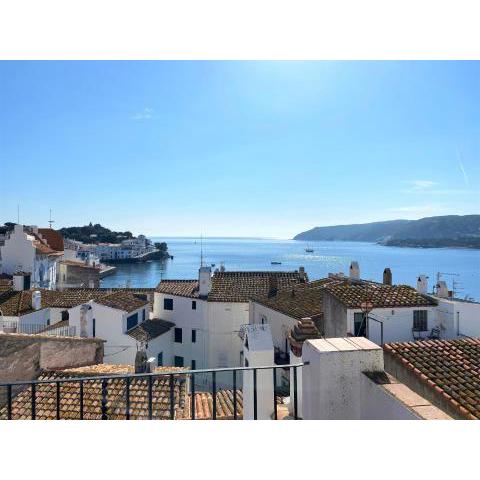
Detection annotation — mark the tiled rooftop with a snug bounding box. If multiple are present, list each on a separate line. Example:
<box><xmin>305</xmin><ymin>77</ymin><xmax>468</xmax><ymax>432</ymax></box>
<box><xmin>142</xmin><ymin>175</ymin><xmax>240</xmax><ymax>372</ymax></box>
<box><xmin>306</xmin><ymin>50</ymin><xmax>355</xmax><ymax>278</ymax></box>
<box><xmin>38</xmin><ymin>228</ymin><xmax>64</xmax><ymax>252</ymax></box>
<box><xmin>0</xmin><ymin>288</ymin><xmax>151</xmax><ymax>316</ymax></box>
<box><xmin>252</xmin><ymin>278</ymin><xmax>334</xmax><ymax>319</ymax></box>
<box><xmin>0</xmin><ymin>364</ymin><xmax>189</xmax><ymax>420</ymax></box>
<box><xmin>323</xmin><ymin>280</ymin><xmax>437</xmax><ymax>309</ymax></box>
<box><xmin>95</xmin><ymin>290</ymin><xmax>148</xmax><ymax>313</ymax></box>
<box><xmin>127</xmin><ymin>319</ymin><xmax>175</xmax><ymax>342</ymax></box>
<box><xmin>208</xmin><ymin>271</ymin><xmax>307</xmax><ymax>302</ymax></box>
<box><xmin>156</xmin><ymin>271</ymin><xmax>306</xmax><ymax>303</ymax></box>
<box><xmin>155</xmin><ymin>280</ymin><xmax>200</xmax><ymax>298</ymax></box>
<box><xmin>384</xmin><ymin>338</ymin><xmax>480</xmax><ymax>419</ymax></box>
<box><xmin>183</xmin><ymin>390</ymin><xmax>244</xmax><ymax>420</ymax></box>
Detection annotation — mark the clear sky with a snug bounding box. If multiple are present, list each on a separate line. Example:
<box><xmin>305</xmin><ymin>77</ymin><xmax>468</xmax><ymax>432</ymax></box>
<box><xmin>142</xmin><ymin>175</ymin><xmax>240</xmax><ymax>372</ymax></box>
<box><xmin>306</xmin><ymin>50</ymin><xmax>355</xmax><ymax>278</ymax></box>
<box><xmin>1</xmin><ymin>61</ymin><xmax>479</xmax><ymax>238</ymax></box>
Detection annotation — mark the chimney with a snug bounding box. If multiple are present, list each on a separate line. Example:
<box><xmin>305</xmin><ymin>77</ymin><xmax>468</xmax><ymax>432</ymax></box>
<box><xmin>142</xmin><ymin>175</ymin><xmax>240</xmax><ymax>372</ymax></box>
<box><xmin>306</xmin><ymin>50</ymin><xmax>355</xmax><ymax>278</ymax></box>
<box><xmin>268</xmin><ymin>274</ymin><xmax>278</xmax><ymax>297</ymax></box>
<box><xmin>198</xmin><ymin>266</ymin><xmax>212</xmax><ymax>298</ymax></box>
<box><xmin>349</xmin><ymin>261</ymin><xmax>360</xmax><ymax>280</ymax></box>
<box><xmin>13</xmin><ymin>272</ymin><xmax>31</xmax><ymax>291</ymax></box>
<box><xmin>32</xmin><ymin>290</ymin><xmax>42</xmax><ymax>311</ymax></box>
<box><xmin>417</xmin><ymin>275</ymin><xmax>428</xmax><ymax>294</ymax></box>
<box><xmin>298</xmin><ymin>266</ymin><xmax>306</xmax><ymax>282</ymax></box>
<box><xmin>135</xmin><ymin>349</ymin><xmax>150</xmax><ymax>374</ymax></box>
<box><xmin>436</xmin><ymin>281</ymin><xmax>449</xmax><ymax>298</ymax></box>
<box><xmin>79</xmin><ymin>303</ymin><xmax>92</xmax><ymax>338</ymax></box>
<box><xmin>383</xmin><ymin>268</ymin><xmax>392</xmax><ymax>286</ymax></box>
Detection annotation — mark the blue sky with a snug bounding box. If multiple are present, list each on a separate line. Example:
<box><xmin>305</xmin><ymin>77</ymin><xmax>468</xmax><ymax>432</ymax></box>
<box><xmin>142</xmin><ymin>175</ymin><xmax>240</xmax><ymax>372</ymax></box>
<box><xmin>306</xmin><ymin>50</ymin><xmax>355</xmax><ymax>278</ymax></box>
<box><xmin>0</xmin><ymin>61</ymin><xmax>479</xmax><ymax>238</ymax></box>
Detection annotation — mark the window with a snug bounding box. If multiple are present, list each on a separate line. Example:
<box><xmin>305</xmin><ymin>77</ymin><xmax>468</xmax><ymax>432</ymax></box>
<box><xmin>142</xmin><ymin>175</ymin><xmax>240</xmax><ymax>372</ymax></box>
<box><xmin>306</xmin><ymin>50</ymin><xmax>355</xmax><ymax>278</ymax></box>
<box><xmin>142</xmin><ymin>309</ymin><xmax>146</xmax><ymax>322</ymax></box>
<box><xmin>191</xmin><ymin>360</ymin><xmax>196</xmax><ymax>370</ymax></box>
<box><xmin>61</xmin><ymin>310</ymin><xmax>69</xmax><ymax>321</ymax></box>
<box><xmin>354</xmin><ymin>312</ymin><xmax>367</xmax><ymax>336</ymax></box>
<box><xmin>126</xmin><ymin>313</ymin><xmax>138</xmax><ymax>331</ymax></box>
<box><xmin>157</xmin><ymin>352</ymin><xmax>163</xmax><ymax>366</ymax></box>
<box><xmin>261</xmin><ymin>315</ymin><xmax>267</xmax><ymax>324</ymax></box>
<box><xmin>192</xmin><ymin>300</ymin><xmax>197</xmax><ymax>310</ymax></box>
<box><xmin>191</xmin><ymin>329</ymin><xmax>197</xmax><ymax>343</ymax></box>
<box><xmin>164</xmin><ymin>298</ymin><xmax>173</xmax><ymax>310</ymax></box>
<box><xmin>92</xmin><ymin>318</ymin><xmax>96</xmax><ymax>338</ymax></box>
<box><xmin>174</xmin><ymin>356</ymin><xmax>184</xmax><ymax>367</ymax></box>
<box><xmin>174</xmin><ymin>327</ymin><xmax>183</xmax><ymax>343</ymax></box>
<box><xmin>413</xmin><ymin>310</ymin><xmax>428</xmax><ymax>331</ymax></box>
<box><xmin>245</xmin><ymin>358</ymin><xmax>249</xmax><ymax>367</ymax></box>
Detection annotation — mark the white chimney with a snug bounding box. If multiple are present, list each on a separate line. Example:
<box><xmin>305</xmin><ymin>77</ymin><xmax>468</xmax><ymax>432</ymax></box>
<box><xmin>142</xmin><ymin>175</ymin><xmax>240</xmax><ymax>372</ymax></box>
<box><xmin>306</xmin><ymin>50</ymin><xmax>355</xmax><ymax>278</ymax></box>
<box><xmin>32</xmin><ymin>290</ymin><xmax>42</xmax><ymax>310</ymax></box>
<box><xmin>198</xmin><ymin>266</ymin><xmax>212</xmax><ymax>298</ymax></box>
<box><xmin>349</xmin><ymin>261</ymin><xmax>360</xmax><ymax>280</ymax></box>
<box><xmin>436</xmin><ymin>281</ymin><xmax>449</xmax><ymax>298</ymax></box>
<box><xmin>242</xmin><ymin>324</ymin><xmax>274</xmax><ymax>420</ymax></box>
<box><xmin>417</xmin><ymin>275</ymin><xmax>428</xmax><ymax>294</ymax></box>
<box><xmin>79</xmin><ymin>303</ymin><xmax>92</xmax><ymax>338</ymax></box>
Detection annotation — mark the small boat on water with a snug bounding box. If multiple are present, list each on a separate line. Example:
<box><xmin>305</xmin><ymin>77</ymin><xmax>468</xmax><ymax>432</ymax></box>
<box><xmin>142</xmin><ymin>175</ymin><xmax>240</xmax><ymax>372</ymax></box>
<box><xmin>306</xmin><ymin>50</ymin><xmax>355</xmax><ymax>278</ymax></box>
<box><xmin>305</xmin><ymin>248</ymin><xmax>314</xmax><ymax>253</ymax></box>
<box><xmin>271</xmin><ymin>261</ymin><xmax>282</xmax><ymax>265</ymax></box>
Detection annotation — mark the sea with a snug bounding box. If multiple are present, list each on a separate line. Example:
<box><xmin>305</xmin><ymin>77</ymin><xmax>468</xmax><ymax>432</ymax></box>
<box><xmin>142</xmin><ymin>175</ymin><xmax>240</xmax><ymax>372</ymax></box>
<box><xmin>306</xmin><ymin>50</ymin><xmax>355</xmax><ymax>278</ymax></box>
<box><xmin>100</xmin><ymin>237</ymin><xmax>480</xmax><ymax>301</ymax></box>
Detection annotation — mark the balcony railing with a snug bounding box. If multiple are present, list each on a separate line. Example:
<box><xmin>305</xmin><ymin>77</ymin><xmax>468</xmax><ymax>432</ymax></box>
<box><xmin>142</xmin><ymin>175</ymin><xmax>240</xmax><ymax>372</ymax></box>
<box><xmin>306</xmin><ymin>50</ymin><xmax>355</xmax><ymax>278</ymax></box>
<box><xmin>0</xmin><ymin>363</ymin><xmax>306</xmax><ymax>420</ymax></box>
<box><xmin>0</xmin><ymin>321</ymin><xmax>76</xmax><ymax>337</ymax></box>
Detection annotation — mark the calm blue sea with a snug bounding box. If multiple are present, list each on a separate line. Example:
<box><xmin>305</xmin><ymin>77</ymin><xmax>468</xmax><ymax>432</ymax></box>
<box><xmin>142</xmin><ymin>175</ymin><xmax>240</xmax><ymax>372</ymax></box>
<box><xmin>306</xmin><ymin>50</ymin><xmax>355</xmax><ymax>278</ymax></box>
<box><xmin>100</xmin><ymin>237</ymin><xmax>480</xmax><ymax>301</ymax></box>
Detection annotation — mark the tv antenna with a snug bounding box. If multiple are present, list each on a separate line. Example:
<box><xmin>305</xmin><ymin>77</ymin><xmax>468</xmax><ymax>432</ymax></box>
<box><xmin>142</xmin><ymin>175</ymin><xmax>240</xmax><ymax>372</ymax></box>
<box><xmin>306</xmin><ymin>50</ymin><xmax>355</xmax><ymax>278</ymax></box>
<box><xmin>436</xmin><ymin>272</ymin><xmax>461</xmax><ymax>296</ymax></box>
<box><xmin>200</xmin><ymin>234</ymin><xmax>204</xmax><ymax>267</ymax></box>
<box><xmin>48</xmin><ymin>209</ymin><xmax>55</xmax><ymax>229</ymax></box>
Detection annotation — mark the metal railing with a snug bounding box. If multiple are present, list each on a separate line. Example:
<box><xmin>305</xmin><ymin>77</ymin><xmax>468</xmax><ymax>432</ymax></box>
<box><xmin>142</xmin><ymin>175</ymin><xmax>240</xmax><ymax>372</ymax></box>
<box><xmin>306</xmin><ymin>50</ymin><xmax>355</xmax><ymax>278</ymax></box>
<box><xmin>0</xmin><ymin>363</ymin><xmax>307</xmax><ymax>420</ymax></box>
<box><xmin>0</xmin><ymin>321</ymin><xmax>76</xmax><ymax>337</ymax></box>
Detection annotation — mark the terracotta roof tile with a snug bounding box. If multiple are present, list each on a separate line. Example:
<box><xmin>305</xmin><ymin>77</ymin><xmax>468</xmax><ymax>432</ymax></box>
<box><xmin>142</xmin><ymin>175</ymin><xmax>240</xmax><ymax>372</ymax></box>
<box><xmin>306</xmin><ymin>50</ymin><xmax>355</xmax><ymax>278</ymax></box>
<box><xmin>252</xmin><ymin>278</ymin><xmax>334</xmax><ymax>319</ymax></box>
<box><xmin>208</xmin><ymin>271</ymin><xmax>307</xmax><ymax>303</ymax></box>
<box><xmin>384</xmin><ymin>338</ymin><xmax>480</xmax><ymax>419</ymax></box>
<box><xmin>38</xmin><ymin>228</ymin><xmax>64</xmax><ymax>252</ymax></box>
<box><xmin>95</xmin><ymin>291</ymin><xmax>148</xmax><ymax>313</ymax></box>
<box><xmin>0</xmin><ymin>365</ymin><xmax>189</xmax><ymax>420</ymax></box>
<box><xmin>182</xmin><ymin>389</ymin><xmax>244</xmax><ymax>419</ymax></box>
<box><xmin>156</xmin><ymin>280</ymin><xmax>199</xmax><ymax>298</ymax></box>
<box><xmin>127</xmin><ymin>319</ymin><xmax>175</xmax><ymax>342</ymax></box>
<box><xmin>323</xmin><ymin>280</ymin><xmax>437</xmax><ymax>309</ymax></box>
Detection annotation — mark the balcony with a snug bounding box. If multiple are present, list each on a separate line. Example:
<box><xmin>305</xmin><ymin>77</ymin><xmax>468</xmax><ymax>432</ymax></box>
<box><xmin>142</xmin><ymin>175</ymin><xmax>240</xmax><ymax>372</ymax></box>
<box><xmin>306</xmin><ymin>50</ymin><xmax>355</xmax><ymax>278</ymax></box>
<box><xmin>0</xmin><ymin>363</ymin><xmax>305</xmax><ymax>420</ymax></box>
<box><xmin>0</xmin><ymin>321</ymin><xmax>76</xmax><ymax>337</ymax></box>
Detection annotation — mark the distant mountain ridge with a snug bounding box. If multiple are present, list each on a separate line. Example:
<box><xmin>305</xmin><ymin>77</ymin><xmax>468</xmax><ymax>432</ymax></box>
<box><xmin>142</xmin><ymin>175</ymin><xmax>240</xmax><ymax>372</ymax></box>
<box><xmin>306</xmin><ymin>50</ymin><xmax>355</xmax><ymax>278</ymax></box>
<box><xmin>293</xmin><ymin>215</ymin><xmax>480</xmax><ymax>248</ymax></box>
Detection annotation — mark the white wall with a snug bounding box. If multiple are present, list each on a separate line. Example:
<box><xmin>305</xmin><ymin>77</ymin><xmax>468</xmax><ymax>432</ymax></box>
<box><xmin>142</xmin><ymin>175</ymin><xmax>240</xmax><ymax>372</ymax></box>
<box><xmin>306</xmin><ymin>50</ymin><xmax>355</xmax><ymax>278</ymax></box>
<box><xmin>249</xmin><ymin>301</ymin><xmax>297</xmax><ymax>353</ymax></box>
<box><xmin>346</xmin><ymin>306</ymin><xmax>437</xmax><ymax>345</ymax></box>
<box><xmin>435</xmin><ymin>298</ymin><xmax>480</xmax><ymax>339</ymax></box>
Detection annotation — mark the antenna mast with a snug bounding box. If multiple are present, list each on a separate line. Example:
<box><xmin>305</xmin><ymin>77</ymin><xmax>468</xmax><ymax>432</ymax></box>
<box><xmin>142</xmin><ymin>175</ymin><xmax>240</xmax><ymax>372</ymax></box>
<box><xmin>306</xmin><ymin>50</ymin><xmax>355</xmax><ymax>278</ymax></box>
<box><xmin>48</xmin><ymin>209</ymin><xmax>55</xmax><ymax>229</ymax></box>
<box><xmin>200</xmin><ymin>234</ymin><xmax>204</xmax><ymax>267</ymax></box>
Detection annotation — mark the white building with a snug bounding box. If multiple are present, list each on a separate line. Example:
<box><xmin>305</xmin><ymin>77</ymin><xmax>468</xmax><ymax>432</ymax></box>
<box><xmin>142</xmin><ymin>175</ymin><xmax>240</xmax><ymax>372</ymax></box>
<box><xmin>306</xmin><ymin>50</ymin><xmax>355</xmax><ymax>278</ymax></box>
<box><xmin>153</xmin><ymin>267</ymin><xmax>307</xmax><ymax>386</ymax></box>
<box><xmin>0</xmin><ymin>224</ymin><xmax>63</xmax><ymax>289</ymax></box>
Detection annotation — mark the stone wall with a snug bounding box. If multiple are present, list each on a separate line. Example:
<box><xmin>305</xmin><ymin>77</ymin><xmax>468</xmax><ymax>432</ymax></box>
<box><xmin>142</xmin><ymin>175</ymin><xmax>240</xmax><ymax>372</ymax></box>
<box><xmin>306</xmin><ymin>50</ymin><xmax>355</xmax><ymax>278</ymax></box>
<box><xmin>0</xmin><ymin>333</ymin><xmax>104</xmax><ymax>384</ymax></box>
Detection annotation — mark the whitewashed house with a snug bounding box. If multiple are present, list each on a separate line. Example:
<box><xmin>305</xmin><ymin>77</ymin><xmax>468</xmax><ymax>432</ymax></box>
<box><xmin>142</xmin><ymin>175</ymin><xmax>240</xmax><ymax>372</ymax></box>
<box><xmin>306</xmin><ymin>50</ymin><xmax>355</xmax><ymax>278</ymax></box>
<box><xmin>0</xmin><ymin>224</ymin><xmax>63</xmax><ymax>289</ymax></box>
<box><xmin>153</xmin><ymin>266</ymin><xmax>307</xmax><ymax>386</ymax></box>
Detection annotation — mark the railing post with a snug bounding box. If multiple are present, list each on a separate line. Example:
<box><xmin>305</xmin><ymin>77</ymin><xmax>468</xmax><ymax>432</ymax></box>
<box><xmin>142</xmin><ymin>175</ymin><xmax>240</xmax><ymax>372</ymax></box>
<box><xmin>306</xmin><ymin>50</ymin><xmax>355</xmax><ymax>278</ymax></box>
<box><xmin>7</xmin><ymin>385</ymin><xmax>12</xmax><ymax>420</ymax></box>
<box><xmin>233</xmin><ymin>370</ymin><xmax>237</xmax><ymax>420</ymax></box>
<box><xmin>31</xmin><ymin>383</ymin><xmax>36</xmax><ymax>420</ymax></box>
<box><xmin>125</xmin><ymin>377</ymin><xmax>130</xmax><ymax>420</ymax></box>
<box><xmin>101</xmin><ymin>379</ymin><xmax>108</xmax><ymax>420</ymax></box>
<box><xmin>169</xmin><ymin>374</ymin><xmax>175</xmax><ymax>420</ymax></box>
<box><xmin>273</xmin><ymin>368</ymin><xmax>278</xmax><ymax>420</ymax></box>
<box><xmin>79</xmin><ymin>380</ymin><xmax>84</xmax><ymax>420</ymax></box>
<box><xmin>293</xmin><ymin>366</ymin><xmax>298</xmax><ymax>420</ymax></box>
<box><xmin>191</xmin><ymin>373</ymin><xmax>196</xmax><ymax>420</ymax></box>
<box><xmin>56</xmin><ymin>382</ymin><xmax>61</xmax><ymax>420</ymax></box>
<box><xmin>148</xmin><ymin>375</ymin><xmax>153</xmax><ymax>420</ymax></box>
<box><xmin>253</xmin><ymin>368</ymin><xmax>257</xmax><ymax>420</ymax></box>
<box><xmin>212</xmin><ymin>371</ymin><xmax>217</xmax><ymax>420</ymax></box>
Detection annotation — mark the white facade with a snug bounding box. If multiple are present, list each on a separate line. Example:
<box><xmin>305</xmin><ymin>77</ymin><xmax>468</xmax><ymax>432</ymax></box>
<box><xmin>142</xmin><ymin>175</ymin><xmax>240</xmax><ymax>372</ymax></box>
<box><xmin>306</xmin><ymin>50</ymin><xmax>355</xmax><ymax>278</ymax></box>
<box><xmin>153</xmin><ymin>290</ymin><xmax>248</xmax><ymax>386</ymax></box>
<box><xmin>0</xmin><ymin>224</ymin><xmax>59</xmax><ymax>289</ymax></box>
<box><xmin>68</xmin><ymin>301</ymin><xmax>166</xmax><ymax>365</ymax></box>
<box><xmin>301</xmin><ymin>337</ymin><xmax>420</xmax><ymax>420</ymax></box>
<box><xmin>242</xmin><ymin>324</ymin><xmax>274</xmax><ymax>420</ymax></box>
<box><xmin>434</xmin><ymin>296</ymin><xmax>480</xmax><ymax>339</ymax></box>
